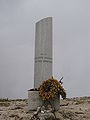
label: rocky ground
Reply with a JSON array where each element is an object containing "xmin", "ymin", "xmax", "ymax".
[{"xmin": 0, "ymin": 97, "xmax": 90, "ymax": 120}]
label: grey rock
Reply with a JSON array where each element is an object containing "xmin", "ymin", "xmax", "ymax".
[{"xmin": 39, "ymin": 112, "xmax": 55, "ymax": 120}]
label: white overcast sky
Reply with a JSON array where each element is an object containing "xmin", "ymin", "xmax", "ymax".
[{"xmin": 0, "ymin": 0, "xmax": 90, "ymax": 99}]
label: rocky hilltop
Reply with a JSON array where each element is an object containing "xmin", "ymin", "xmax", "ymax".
[{"xmin": 0, "ymin": 97, "xmax": 90, "ymax": 120}]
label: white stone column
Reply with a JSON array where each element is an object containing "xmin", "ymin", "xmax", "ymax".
[{"xmin": 34, "ymin": 17, "xmax": 53, "ymax": 89}]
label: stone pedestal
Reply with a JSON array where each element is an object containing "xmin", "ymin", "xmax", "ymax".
[
  {"xmin": 28, "ymin": 90, "xmax": 43, "ymax": 110},
  {"xmin": 44, "ymin": 95, "xmax": 60, "ymax": 111},
  {"xmin": 50, "ymin": 95, "xmax": 60, "ymax": 110},
  {"xmin": 28, "ymin": 90, "xmax": 60, "ymax": 111}
]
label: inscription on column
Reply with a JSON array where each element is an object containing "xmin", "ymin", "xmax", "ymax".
[{"xmin": 35, "ymin": 53, "xmax": 52, "ymax": 63}]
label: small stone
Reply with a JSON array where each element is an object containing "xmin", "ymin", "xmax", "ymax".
[
  {"xmin": 34, "ymin": 111, "xmax": 38, "ymax": 115},
  {"xmin": 46, "ymin": 110, "xmax": 52, "ymax": 113},
  {"xmin": 37, "ymin": 106, "xmax": 41, "ymax": 113},
  {"xmin": 55, "ymin": 112, "xmax": 64, "ymax": 120},
  {"xmin": 41, "ymin": 106, "xmax": 45, "ymax": 111},
  {"xmin": 41, "ymin": 111, "xmax": 44, "ymax": 114}
]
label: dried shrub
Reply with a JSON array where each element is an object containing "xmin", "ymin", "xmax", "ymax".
[{"xmin": 0, "ymin": 102, "xmax": 10, "ymax": 107}]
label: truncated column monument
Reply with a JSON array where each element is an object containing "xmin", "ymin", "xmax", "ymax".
[
  {"xmin": 28, "ymin": 17, "xmax": 60, "ymax": 110},
  {"xmin": 34, "ymin": 17, "xmax": 52, "ymax": 89}
]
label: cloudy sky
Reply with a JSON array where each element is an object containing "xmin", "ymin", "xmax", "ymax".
[{"xmin": 0, "ymin": 0, "xmax": 90, "ymax": 99}]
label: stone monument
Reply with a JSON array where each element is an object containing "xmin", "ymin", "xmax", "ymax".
[
  {"xmin": 34, "ymin": 17, "xmax": 52, "ymax": 89},
  {"xmin": 28, "ymin": 17, "xmax": 60, "ymax": 111}
]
